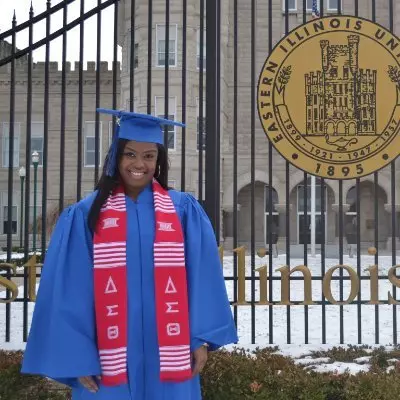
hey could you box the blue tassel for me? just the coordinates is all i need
[105,121,120,177]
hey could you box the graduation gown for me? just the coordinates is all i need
[21,185,238,400]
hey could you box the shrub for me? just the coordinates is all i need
[201,347,400,400]
[0,351,70,400]
[309,344,372,362]
[1,247,24,253]
[2,347,400,399]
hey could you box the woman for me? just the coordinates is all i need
[21,109,238,399]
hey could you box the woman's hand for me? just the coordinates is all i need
[192,345,208,377]
[78,375,101,393]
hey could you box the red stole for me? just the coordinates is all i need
[93,181,191,386]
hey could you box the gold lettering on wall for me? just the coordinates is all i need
[366,265,382,305]
[5,245,400,306]
[322,265,359,305]
[24,255,43,302]
[255,265,270,305]
[277,265,315,305]
[388,265,400,305]
[234,246,247,305]
[0,263,18,304]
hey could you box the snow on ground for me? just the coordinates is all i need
[0,251,41,261]
[2,253,400,374]
[354,356,372,364]
[310,361,370,375]
[294,356,331,365]
[222,253,400,346]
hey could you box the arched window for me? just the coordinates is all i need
[346,187,356,213]
[264,186,279,245]
[296,178,327,245]
[297,177,326,213]
[345,186,357,244]
[265,186,278,213]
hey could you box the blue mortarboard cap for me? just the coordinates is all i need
[97,108,185,177]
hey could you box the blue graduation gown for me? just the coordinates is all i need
[21,185,238,400]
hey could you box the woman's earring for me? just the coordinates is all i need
[154,165,160,178]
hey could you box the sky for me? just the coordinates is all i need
[0,0,122,67]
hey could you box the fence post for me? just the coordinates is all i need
[205,0,219,236]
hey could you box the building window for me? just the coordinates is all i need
[84,121,102,167]
[197,28,206,70]
[306,0,313,10]
[31,122,44,167]
[345,186,357,244]
[155,97,177,150]
[2,122,20,168]
[168,180,176,188]
[124,41,139,72]
[328,0,340,11]
[156,25,177,67]
[162,116,176,150]
[3,205,17,235]
[297,178,327,244]
[283,0,296,11]
[264,186,279,245]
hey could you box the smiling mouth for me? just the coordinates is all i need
[128,170,146,178]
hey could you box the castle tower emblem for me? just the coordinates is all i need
[305,35,377,141]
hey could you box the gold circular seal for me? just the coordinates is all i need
[258,16,400,179]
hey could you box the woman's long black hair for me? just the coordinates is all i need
[88,139,169,232]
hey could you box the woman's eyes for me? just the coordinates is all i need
[124,152,156,160]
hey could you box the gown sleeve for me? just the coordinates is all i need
[183,194,238,352]
[21,203,101,387]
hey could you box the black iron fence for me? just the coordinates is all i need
[0,0,399,346]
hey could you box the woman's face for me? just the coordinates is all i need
[118,140,158,193]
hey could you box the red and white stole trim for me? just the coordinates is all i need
[153,182,191,381]
[93,181,191,386]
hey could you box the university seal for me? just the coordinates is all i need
[258,16,400,179]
